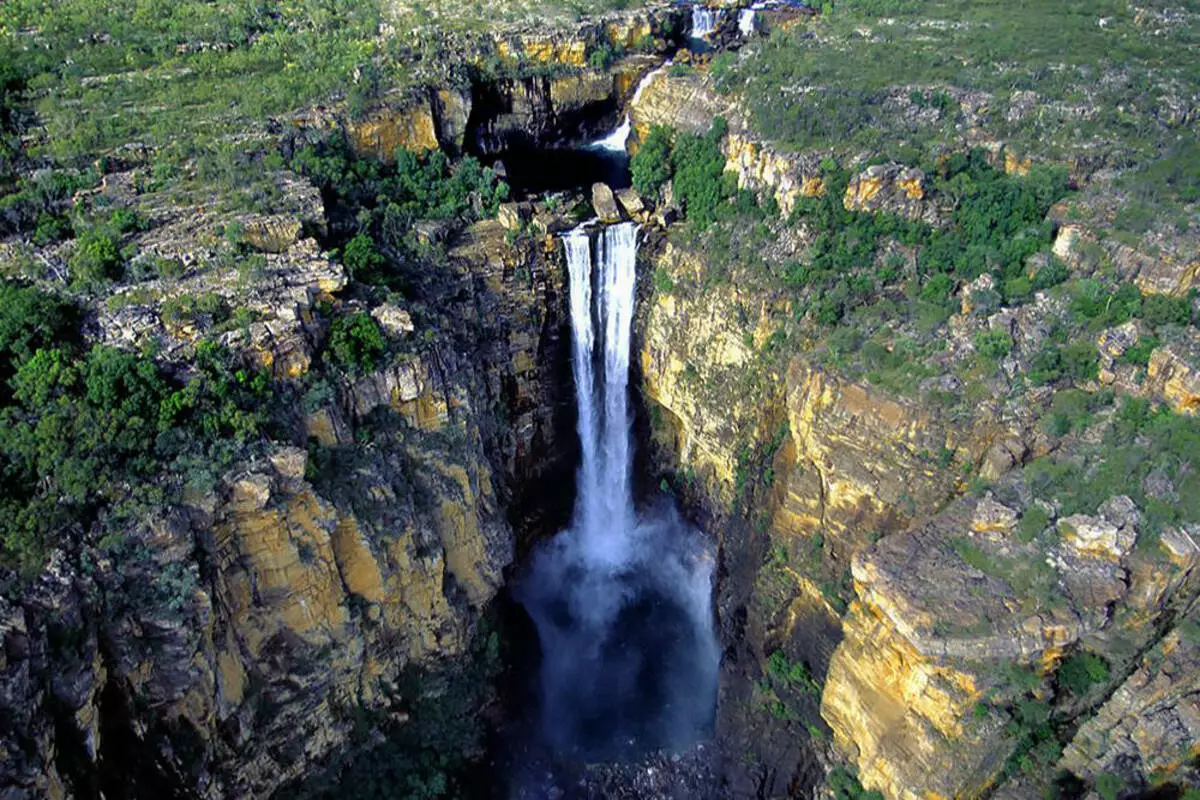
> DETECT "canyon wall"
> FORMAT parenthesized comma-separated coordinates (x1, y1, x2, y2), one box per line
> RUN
(630, 70, 1200, 799)
(0, 177, 572, 797)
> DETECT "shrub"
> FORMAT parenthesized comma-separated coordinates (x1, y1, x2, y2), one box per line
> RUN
(974, 329, 1013, 361)
(1029, 341, 1098, 385)
(653, 266, 674, 294)
(1141, 293, 1191, 328)
(1017, 506, 1049, 543)
(0, 281, 79, 379)
(161, 292, 231, 327)
(828, 766, 884, 800)
(341, 233, 387, 283)
(69, 228, 123, 286)
(672, 117, 729, 228)
(328, 312, 387, 374)
(587, 43, 615, 70)
(919, 273, 954, 302)
(1118, 334, 1158, 367)
(1095, 773, 1123, 800)
(1032, 257, 1069, 291)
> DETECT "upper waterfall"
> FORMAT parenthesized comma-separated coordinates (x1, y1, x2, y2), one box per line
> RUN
(689, 5, 720, 38)
(739, 8, 756, 36)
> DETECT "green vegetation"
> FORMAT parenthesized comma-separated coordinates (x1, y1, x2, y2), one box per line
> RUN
(974, 329, 1013, 362)
(630, 125, 673, 197)
(0, 281, 273, 574)
(777, 152, 1069, 330)
(1, 0, 388, 160)
(1094, 772, 1123, 800)
(1057, 651, 1110, 698)
(828, 766, 885, 800)
(326, 311, 387, 374)
(671, 117, 730, 228)
(289, 139, 509, 288)
(951, 535, 1058, 611)
(1026, 398, 1200, 536)
(767, 650, 822, 697)
(723, 0, 1198, 169)
(1003, 697, 1061, 779)
(628, 119, 733, 229)
(1043, 389, 1113, 437)
(1017, 506, 1050, 544)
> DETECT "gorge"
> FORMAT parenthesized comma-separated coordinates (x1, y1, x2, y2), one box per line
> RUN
(1, 2, 1199, 800)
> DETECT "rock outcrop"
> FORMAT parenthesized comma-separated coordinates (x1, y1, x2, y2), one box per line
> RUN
(821, 489, 1199, 799)
(1058, 617, 1200, 790)
(843, 163, 938, 223)
(1146, 335, 1200, 415)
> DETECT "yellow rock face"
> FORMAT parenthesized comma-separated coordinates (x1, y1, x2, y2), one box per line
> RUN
(822, 600, 997, 800)
(606, 20, 653, 49)
(723, 132, 815, 216)
(640, 244, 772, 503)
(845, 176, 886, 208)
(331, 517, 385, 604)
(347, 102, 439, 162)
(1147, 342, 1200, 415)
(641, 242, 990, 549)
(497, 37, 588, 67)
(1004, 150, 1033, 176)
(801, 175, 826, 197)
(209, 441, 505, 719)
(549, 71, 613, 108)
(897, 176, 924, 200)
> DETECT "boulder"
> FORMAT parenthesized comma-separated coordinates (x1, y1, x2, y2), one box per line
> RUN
(591, 182, 623, 223)
(498, 202, 530, 232)
(1058, 502, 1138, 560)
(371, 303, 414, 337)
(616, 188, 646, 219)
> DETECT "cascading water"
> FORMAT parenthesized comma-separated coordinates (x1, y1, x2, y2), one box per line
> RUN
(518, 223, 719, 760)
(589, 63, 672, 154)
(738, 8, 757, 36)
(690, 5, 720, 38)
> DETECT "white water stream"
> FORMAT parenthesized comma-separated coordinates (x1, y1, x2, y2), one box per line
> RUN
(589, 63, 672, 154)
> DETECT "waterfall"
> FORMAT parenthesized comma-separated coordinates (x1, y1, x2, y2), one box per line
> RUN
(518, 222, 719, 761)
(564, 222, 638, 562)
(589, 62, 672, 154)
(739, 8, 756, 36)
(690, 5, 720, 38)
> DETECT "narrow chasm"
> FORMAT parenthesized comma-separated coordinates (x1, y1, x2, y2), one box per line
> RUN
(478, 69, 730, 797)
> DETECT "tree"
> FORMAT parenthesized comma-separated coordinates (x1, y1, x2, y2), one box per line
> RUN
(342, 233, 387, 283)
(328, 312, 387, 374)
(672, 117, 729, 228)
(630, 125, 673, 196)
(0, 281, 78, 379)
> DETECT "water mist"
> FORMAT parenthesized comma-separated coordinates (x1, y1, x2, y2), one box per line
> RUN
(518, 223, 719, 760)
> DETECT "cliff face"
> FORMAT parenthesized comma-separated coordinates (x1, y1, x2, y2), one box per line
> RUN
(630, 82, 1200, 795)
(822, 489, 1198, 799)
(637, 233, 1008, 794)
(639, 233, 1200, 795)
(0, 183, 571, 797)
